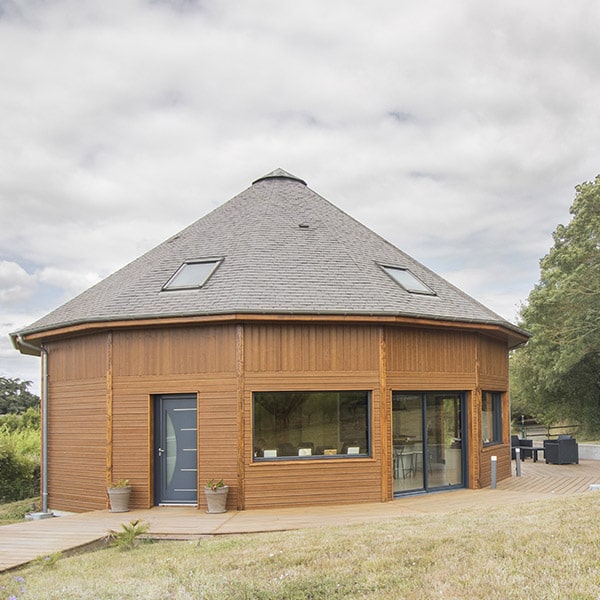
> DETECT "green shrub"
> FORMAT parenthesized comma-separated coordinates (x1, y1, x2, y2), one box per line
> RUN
(0, 407, 40, 432)
(0, 439, 40, 503)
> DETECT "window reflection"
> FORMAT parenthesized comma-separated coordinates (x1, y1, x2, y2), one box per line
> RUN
(253, 391, 370, 459)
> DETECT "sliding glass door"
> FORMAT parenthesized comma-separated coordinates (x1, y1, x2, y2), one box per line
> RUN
(392, 392, 465, 494)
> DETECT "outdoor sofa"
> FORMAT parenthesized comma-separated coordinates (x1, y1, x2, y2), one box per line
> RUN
(544, 435, 579, 465)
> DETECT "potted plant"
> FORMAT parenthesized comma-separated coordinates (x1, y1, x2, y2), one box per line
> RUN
(107, 479, 132, 513)
(204, 478, 229, 513)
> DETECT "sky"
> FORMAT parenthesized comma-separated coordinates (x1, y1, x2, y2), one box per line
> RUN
(2, 0, 600, 394)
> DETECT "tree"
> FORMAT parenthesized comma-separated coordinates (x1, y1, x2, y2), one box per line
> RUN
(511, 175, 600, 435)
(0, 377, 40, 415)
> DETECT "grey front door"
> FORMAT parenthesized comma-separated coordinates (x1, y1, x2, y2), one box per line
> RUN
(154, 394, 198, 505)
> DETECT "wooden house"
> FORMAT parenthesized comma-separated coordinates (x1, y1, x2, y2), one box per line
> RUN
(11, 169, 529, 512)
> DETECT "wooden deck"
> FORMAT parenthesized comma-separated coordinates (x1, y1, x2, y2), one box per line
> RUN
(2, 459, 599, 573)
(496, 457, 600, 496)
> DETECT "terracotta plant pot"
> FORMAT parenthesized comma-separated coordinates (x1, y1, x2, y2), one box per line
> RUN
(204, 485, 229, 513)
(108, 486, 132, 512)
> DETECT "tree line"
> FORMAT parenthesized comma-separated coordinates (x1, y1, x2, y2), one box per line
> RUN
(511, 175, 600, 437)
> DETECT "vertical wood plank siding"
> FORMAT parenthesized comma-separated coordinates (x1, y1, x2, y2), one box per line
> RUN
(245, 324, 379, 372)
(43, 322, 512, 512)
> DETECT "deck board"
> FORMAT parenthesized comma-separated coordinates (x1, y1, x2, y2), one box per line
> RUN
(496, 459, 599, 496)
(2, 458, 599, 572)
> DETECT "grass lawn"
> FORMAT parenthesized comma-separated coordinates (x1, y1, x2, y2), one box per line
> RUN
(2, 494, 600, 599)
(0, 498, 39, 526)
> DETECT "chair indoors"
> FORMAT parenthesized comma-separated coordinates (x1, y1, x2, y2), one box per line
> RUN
(393, 446, 415, 479)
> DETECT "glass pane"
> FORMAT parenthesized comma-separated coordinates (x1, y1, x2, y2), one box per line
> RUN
(382, 266, 434, 294)
(482, 391, 501, 444)
(426, 394, 462, 488)
(392, 394, 424, 492)
(166, 413, 177, 487)
(253, 391, 369, 459)
(165, 261, 218, 289)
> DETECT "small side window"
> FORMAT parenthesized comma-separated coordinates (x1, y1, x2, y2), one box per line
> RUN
(482, 391, 503, 445)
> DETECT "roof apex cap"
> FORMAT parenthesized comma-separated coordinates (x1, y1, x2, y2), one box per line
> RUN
(252, 168, 307, 186)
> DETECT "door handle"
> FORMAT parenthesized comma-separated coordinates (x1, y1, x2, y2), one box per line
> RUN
(158, 447, 165, 456)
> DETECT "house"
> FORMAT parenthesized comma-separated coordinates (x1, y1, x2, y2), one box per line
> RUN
(11, 169, 529, 512)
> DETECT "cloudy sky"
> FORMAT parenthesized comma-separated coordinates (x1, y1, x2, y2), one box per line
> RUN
(2, 0, 599, 393)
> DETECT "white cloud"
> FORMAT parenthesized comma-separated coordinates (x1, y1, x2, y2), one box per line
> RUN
(35, 266, 102, 297)
(0, 261, 37, 305)
(1, 0, 599, 390)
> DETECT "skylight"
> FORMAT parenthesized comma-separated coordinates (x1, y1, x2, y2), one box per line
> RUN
(381, 265, 436, 295)
(162, 260, 221, 291)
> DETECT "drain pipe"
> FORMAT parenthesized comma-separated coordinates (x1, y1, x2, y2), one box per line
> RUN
(16, 336, 52, 517)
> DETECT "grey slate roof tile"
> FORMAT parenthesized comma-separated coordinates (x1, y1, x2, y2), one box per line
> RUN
(14, 169, 526, 337)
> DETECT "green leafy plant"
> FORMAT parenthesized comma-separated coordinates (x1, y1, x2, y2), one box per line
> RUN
(206, 478, 225, 491)
(33, 551, 61, 568)
(0, 441, 40, 503)
(108, 519, 149, 551)
(0, 409, 41, 503)
(110, 479, 130, 488)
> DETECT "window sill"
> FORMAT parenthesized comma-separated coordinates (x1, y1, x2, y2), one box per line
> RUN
(250, 455, 374, 466)
(482, 442, 503, 450)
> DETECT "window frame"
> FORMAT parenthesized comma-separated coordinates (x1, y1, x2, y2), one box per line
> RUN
(482, 391, 503, 446)
(380, 264, 436, 295)
(251, 390, 372, 462)
(161, 258, 222, 291)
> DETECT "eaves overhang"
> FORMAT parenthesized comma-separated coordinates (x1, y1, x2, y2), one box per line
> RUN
(10, 333, 43, 356)
(11, 309, 531, 352)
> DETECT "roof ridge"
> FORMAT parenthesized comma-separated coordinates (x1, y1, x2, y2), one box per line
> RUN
(252, 168, 307, 186)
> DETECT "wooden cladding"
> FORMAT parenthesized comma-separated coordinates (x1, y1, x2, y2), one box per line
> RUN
(46, 379, 107, 512)
(245, 459, 381, 508)
(387, 328, 475, 373)
(46, 334, 107, 381)
(479, 445, 511, 487)
(245, 324, 379, 372)
(43, 320, 512, 512)
(478, 336, 509, 378)
(112, 325, 237, 376)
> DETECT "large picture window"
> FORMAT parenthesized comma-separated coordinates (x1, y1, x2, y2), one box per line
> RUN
(253, 391, 370, 460)
(482, 391, 503, 445)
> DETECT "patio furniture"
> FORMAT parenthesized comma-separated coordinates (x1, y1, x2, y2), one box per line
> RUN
(529, 447, 545, 463)
(544, 435, 579, 465)
(511, 435, 533, 460)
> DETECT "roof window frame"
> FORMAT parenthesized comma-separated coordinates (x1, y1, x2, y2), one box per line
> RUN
(161, 258, 223, 291)
(380, 264, 436, 296)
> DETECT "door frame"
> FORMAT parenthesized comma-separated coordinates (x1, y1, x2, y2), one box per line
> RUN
(392, 391, 468, 496)
(153, 393, 198, 506)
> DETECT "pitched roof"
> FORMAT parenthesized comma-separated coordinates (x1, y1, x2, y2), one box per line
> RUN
(12, 169, 528, 344)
